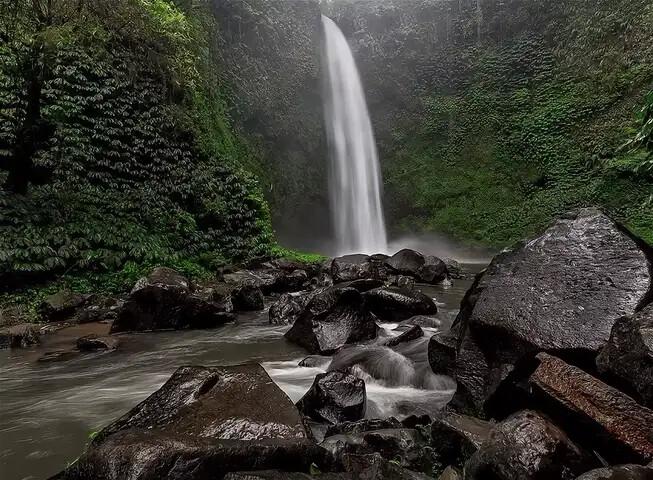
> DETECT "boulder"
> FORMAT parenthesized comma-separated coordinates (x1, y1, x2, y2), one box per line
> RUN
(384, 325, 424, 347)
(417, 256, 448, 284)
(111, 268, 234, 333)
(387, 275, 417, 291)
(437, 209, 652, 415)
(464, 410, 596, 480)
(331, 255, 372, 283)
(529, 353, 653, 464)
(575, 465, 653, 480)
(364, 286, 437, 322)
(39, 290, 91, 322)
(347, 278, 384, 292)
(398, 315, 443, 330)
(596, 305, 653, 408)
(54, 364, 330, 479)
(298, 355, 332, 369)
(385, 249, 425, 277)
(76, 335, 120, 352)
(430, 411, 492, 468)
(342, 453, 434, 480)
(269, 289, 323, 325)
(439, 466, 463, 480)
(0, 323, 40, 349)
(297, 371, 366, 425)
(224, 268, 307, 295)
(231, 282, 264, 312)
(325, 418, 403, 437)
(284, 287, 379, 355)
(443, 259, 463, 279)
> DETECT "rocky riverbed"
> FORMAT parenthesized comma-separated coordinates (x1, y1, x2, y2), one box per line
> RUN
(2, 208, 653, 479)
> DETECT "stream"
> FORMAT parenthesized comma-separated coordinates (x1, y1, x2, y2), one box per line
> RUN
(0, 260, 486, 480)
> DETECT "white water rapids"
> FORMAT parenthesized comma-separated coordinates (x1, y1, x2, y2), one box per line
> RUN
(322, 15, 388, 255)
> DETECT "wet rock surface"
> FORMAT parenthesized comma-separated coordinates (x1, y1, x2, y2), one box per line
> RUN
(231, 282, 265, 312)
(529, 353, 653, 464)
(296, 370, 366, 425)
(76, 335, 119, 352)
(434, 208, 653, 415)
(384, 325, 424, 347)
(430, 411, 492, 468)
(53, 364, 328, 479)
(39, 290, 91, 322)
(284, 287, 378, 354)
(363, 286, 437, 321)
(597, 305, 653, 408)
(575, 465, 653, 480)
(111, 267, 234, 333)
(464, 410, 596, 480)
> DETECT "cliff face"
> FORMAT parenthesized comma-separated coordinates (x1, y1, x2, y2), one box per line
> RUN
(323, 0, 653, 247)
(212, 0, 330, 248)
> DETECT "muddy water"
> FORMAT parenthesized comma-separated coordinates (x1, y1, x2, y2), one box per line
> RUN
(0, 266, 483, 480)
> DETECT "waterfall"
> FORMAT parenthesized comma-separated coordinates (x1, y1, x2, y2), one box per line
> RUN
(321, 15, 388, 255)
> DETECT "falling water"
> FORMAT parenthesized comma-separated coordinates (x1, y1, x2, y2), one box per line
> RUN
(322, 15, 388, 255)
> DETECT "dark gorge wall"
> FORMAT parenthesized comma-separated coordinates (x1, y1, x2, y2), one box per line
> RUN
(324, 0, 653, 247)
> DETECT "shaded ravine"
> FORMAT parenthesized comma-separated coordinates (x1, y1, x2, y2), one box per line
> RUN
(0, 270, 480, 480)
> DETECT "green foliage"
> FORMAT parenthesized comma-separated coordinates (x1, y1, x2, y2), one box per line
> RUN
(0, 0, 275, 290)
(270, 246, 327, 265)
(342, 0, 653, 247)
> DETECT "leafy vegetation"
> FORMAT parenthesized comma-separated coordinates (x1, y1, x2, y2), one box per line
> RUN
(328, 0, 653, 247)
(0, 0, 276, 297)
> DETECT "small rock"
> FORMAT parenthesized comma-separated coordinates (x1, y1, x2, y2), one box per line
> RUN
(296, 371, 366, 424)
(76, 335, 120, 352)
(443, 259, 464, 279)
(384, 325, 423, 347)
(417, 256, 448, 284)
(438, 466, 463, 480)
(464, 410, 596, 480)
(575, 465, 653, 480)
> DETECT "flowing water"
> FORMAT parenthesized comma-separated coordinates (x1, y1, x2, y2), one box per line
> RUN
(322, 15, 388, 255)
(0, 264, 484, 480)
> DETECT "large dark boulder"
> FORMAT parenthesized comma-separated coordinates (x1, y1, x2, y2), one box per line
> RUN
(417, 256, 448, 284)
(231, 282, 264, 312)
(269, 293, 304, 325)
(284, 287, 379, 355)
(385, 249, 425, 277)
(296, 371, 366, 424)
(464, 410, 596, 480)
(53, 364, 329, 480)
(0, 323, 40, 349)
(575, 465, 653, 480)
(529, 353, 653, 464)
(111, 268, 234, 333)
(364, 286, 437, 322)
(224, 268, 307, 295)
(430, 411, 492, 469)
(331, 255, 373, 283)
(596, 305, 653, 408)
(434, 209, 652, 415)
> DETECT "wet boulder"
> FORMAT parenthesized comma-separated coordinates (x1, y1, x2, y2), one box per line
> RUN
(439, 209, 652, 415)
(111, 268, 234, 333)
(364, 286, 437, 322)
(298, 355, 332, 369)
(269, 294, 304, 325)
(347, 278, 384, 292)
(529, 353, 653, 464)
(76, 334, 120, 352)
(430, 411, 492, 468)
(464, 410, 596, 480)
(342, 453, 434, 480)
(398, 315, 443, 330)
(331, 255, 373, 283)
(385, 249, 425, 277)
(231, 281, 264, 312)
(54, 364, 330, 479)
(417, 256, 448, 284)
(384, 325, 424, 347)
(297, 371, 366, 424)
(443, 259, 463, 279)
(325, 418, 403, 437)
(596, 305, 653, 408)
(39, 290, 91, 322)
(0, 323, 40, 349)
(575, 465, 653, 480)
(284, 287, 379, 355)
(438, 466, 463, 480)
(224, 268, 306, 295)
